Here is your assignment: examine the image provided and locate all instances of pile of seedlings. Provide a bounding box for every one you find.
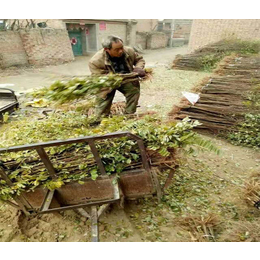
[0,112,219,201]
[170,53,260,148]
[172,39,260,72]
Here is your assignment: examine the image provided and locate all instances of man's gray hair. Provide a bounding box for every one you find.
[102,35,123,49]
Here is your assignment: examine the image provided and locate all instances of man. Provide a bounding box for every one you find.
[89,35,145,118]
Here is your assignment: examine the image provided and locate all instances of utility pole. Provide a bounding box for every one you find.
[169,19,175,48]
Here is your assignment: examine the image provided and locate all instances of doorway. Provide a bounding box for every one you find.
[68,31,83,56]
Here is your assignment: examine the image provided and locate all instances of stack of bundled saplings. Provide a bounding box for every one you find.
[172,39,260,71]
[169,54,260,132]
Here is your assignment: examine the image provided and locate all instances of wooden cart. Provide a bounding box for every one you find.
[0,131,163,242]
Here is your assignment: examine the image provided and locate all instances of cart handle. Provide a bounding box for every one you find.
[0,87,18,102]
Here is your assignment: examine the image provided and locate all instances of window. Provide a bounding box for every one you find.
[157,23,163,31]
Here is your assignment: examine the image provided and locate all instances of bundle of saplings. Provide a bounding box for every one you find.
[30,69,154,104]
[172,39,260,72]
[0,113,219,200]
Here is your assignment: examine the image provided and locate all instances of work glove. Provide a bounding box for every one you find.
[133,67,146,77]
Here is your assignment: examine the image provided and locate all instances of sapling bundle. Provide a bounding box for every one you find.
[0,113,219,200]
[43,75,123,103]
[172,39,260,72]
[29,69,154,105]
[170,54,260,136]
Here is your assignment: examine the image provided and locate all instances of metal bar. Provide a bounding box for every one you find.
[40,190,55,211]
[120,169,145,175]
[36,147,56,178]
[134,140,162,201]
[0,166,13,186]
[91,206,98,242]
[0,87,15,94]
[97,204,110,218]
[136,140,150,172]
[13,196,30,216]
[0,167,30,215]
[38,198,119,214]
[150,168,162,203]
[88,140,106,175]
[18,194,33,209]
[5,200,20,209]
[0,131,134,153]
[163,168,178,190]
[113,180,120,200]
[0,102,19,113]
[76,208,90,219]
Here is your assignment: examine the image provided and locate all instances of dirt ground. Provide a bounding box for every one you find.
[1,45,260,242]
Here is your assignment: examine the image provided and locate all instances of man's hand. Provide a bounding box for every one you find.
[133,67,146,77]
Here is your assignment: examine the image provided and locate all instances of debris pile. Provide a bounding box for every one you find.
[244,172,260,210]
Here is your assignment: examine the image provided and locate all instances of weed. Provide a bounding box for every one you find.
[227,114,260,148]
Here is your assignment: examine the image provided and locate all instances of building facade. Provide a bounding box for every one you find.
[63,19,137,56]
[0,19,183,68]
[135,19,158,32]
[2,19,138,57]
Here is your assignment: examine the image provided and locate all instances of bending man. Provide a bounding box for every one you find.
[89,35,145,118]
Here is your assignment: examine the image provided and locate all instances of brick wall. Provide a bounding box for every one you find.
[7,19,66,29]
[189,19,260,52]
[0,31,28,68]
[97,23,127,49]
[136,31,169,50]
[147,32,168,49]
[19,29,74,66]
[173,19,193,43]
[136,19,158,32]
[136,32,147,49]
[0,29,74,68]
[45,19,66,29]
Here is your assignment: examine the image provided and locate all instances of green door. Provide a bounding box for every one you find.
[69,31,83,56]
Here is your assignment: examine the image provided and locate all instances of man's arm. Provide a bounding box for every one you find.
[134,51,145,69]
